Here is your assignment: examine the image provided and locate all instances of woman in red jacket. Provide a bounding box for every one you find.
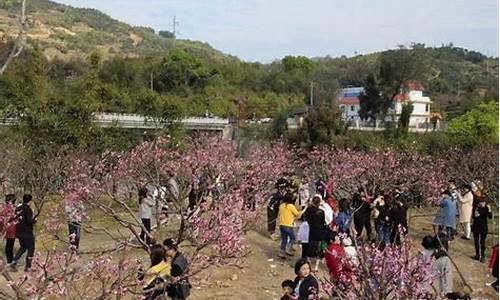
[488,244,499,291]
[324,231,350,282]
[0,194,16,264]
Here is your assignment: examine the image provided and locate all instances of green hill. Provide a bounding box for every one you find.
[0,0,230,61]
[0,0,497,121]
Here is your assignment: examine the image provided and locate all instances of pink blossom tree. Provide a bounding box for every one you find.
[443,147,499,207]
[1,135,292,298]
[322,239,436,300]
[303,147,445,204]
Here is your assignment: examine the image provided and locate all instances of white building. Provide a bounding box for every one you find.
[337,82,434,129]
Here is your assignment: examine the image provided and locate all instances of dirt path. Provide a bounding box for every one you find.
[0,209,497,299]
[188,211,499,300]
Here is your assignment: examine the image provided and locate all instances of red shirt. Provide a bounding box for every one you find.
[489,244,499,269]
[0,203,16,239]
[324,243,347,280]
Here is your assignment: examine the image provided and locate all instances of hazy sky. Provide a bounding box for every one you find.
[54,0,498,62]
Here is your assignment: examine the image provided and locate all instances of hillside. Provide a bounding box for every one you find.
[0,0,497,122]
[0,0,230,61]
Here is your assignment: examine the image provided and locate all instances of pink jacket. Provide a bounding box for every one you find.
[0,203,16,239]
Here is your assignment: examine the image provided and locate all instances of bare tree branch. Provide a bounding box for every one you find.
[0,0,27,75]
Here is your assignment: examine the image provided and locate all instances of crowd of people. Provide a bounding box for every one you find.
[268,175,498,300]
[0,172,497,299]
[0,186,191,300]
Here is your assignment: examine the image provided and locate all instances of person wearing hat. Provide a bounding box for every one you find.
[163,238,191,299]
[293,258,319,300]
[471,198,493,262]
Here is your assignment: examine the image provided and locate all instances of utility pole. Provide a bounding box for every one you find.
[309,82,314,106]
[172,16,179,48]
[150,71,154,91]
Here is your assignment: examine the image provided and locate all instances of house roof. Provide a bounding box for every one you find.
[430,112,442,120]
[338,97,360,105]
[404,81,425,91]
[393,93,409,102]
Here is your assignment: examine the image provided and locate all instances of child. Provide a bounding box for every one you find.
[298,218,309,259]
[280,279,297,300]
[342,237,358,267]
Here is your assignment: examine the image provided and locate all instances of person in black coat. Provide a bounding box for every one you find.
[164,238,191,299]
[352,191,371,240]
[389,197,408,246]
[293,258,319,300]
[10,194,36,272]
[303,195,327,272]
[268,184,287,237]
[471,198,493,262]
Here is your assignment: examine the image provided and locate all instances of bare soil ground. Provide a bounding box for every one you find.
[188,208,499,300]
[0,208,498,299]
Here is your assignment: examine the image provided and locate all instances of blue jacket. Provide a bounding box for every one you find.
[335,211,352,234]
[433,196,457,229]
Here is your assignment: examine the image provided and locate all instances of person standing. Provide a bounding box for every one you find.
[298,217,309,259]
[1,194,16,264]
[324,232,348,283]
[432,190,457,241]
[389,197,408,246]
[293,258,319,300]
[372,195,391,247]
[303,195,327,272]
[10,194,36,272]
[268,182,287,239]
[471,198,493,262]
[352,191,372,240]
[139,186,155,245]
[277,193,305,258]
[65,200,83,250]
[298,180,311,209]
[335,199,352,235]
[458,184,474,240]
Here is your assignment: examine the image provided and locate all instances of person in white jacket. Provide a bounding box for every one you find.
[298,219,310,259]
[318,195,334,228]
[342,237,358,267]
[458,183,474,240]
[139,186,155,245]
